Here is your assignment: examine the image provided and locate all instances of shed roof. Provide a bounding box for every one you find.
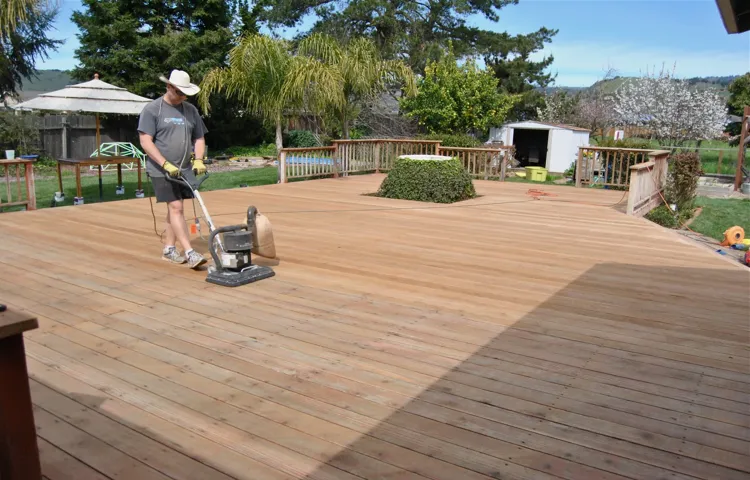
[501,120,590,133]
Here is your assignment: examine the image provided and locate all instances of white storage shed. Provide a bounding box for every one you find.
[487,121,590,174]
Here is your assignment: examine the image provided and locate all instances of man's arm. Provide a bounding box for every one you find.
[139,132,169,167]
[193,136,206,160]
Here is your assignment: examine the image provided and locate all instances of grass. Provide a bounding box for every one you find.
[590,137,738,175]
[688,197,750,241]
[0,167,279,212]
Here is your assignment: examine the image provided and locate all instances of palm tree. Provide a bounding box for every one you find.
[297,34,417,139]
[0,0,51,35]
[198,34,344,151]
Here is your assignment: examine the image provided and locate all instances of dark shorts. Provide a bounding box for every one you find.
[150,176,194,203]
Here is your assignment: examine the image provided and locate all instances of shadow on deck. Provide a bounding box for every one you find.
[292,263,750,480]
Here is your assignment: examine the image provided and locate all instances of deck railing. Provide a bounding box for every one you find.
[278,146,337,183]
[437,146,514,180]
[278,139,514,182]
[575,146,660,188]
[0,159,37,211]
[625,151,670,216]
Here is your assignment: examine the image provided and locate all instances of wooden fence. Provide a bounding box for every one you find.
[278,139,514,183]
[37,115,137,159]
[626,152,669,216]
[0,159,36,211]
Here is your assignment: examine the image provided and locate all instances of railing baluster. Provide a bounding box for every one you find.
[16,165,21,201]
[5,165,11,204]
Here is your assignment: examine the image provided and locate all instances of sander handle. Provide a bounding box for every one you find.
[165,169,209,191]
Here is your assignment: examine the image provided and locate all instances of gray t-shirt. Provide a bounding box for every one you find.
[137,97,208,177]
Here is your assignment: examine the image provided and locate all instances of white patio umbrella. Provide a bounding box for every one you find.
[12,74,151,160]
[13,74,152,202]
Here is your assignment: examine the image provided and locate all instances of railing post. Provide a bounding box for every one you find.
[500,152,507,182]
[575,147,584,187]
[626,168,638,215]
[374,142,381,173]
[278,150,287,183]
[735,105,748,191]
[332,142,340,178]
[24,162,36,210]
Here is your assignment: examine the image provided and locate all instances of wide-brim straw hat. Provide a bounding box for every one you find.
[159,69,200,96]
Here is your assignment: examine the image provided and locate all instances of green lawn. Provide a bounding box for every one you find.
[1,167,279,211]
[591,138,738,175]
[689,197,750,241]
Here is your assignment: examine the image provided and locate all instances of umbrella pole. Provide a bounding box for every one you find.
[96,113,103,202]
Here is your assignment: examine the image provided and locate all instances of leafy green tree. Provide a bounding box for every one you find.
[727,73,750,116]
[297,33,416,138]
[1,0,62,97]
[483,28,557,120]
[400,48,518,136]
[70,0,236,97]
[198,34,344,150]
[70,0,267,148]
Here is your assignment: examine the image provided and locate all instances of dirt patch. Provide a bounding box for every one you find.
[680,206,702,228]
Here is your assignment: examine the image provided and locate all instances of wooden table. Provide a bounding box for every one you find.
[0,306,41,480]
[56,156,142,204]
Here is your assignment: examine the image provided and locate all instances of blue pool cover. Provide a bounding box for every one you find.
[287,156,334,166]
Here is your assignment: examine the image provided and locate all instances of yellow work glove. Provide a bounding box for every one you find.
[192,158,207,175]
[162,161,180,177]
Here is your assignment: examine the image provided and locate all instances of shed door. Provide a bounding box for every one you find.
[512,128,549,168]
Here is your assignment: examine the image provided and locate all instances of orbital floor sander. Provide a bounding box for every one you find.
[167,170,276,287]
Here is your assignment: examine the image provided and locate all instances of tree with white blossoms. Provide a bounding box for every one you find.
[613,66,728,147]
[536,90,580,125]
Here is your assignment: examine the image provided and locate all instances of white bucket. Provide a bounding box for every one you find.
[5,150,14,159]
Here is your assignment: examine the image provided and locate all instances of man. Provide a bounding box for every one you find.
[138,69,209,269]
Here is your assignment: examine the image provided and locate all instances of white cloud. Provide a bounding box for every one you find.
[537,41,750,87]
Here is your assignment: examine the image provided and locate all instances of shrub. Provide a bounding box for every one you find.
[418,133,482,148]
[563,161,576,178]
[224,144,277,157]
[666,152,702,211]
[645,205,678,228]
[284,130,319,148]
[376,156,476,203]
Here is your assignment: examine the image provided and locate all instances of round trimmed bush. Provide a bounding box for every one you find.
[376,156,476,203]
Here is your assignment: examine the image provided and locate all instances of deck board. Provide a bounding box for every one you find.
[0,174,747,480]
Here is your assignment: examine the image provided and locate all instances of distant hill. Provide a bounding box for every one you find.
[546,75,739,100]
[17,69,73,100]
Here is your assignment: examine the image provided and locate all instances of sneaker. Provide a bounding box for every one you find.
[186,250,207,269]
[162,247,185,264]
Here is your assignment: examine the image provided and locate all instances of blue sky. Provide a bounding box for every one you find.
[41,0,749,87]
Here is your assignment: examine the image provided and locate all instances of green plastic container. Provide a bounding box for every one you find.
[525,166,548,182]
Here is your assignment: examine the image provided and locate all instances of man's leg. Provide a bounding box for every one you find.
[168,198,207,269]
[161,203,186,264]
[167,199,192,252]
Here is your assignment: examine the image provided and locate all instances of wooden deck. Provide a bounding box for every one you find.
[0,174,748,480]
